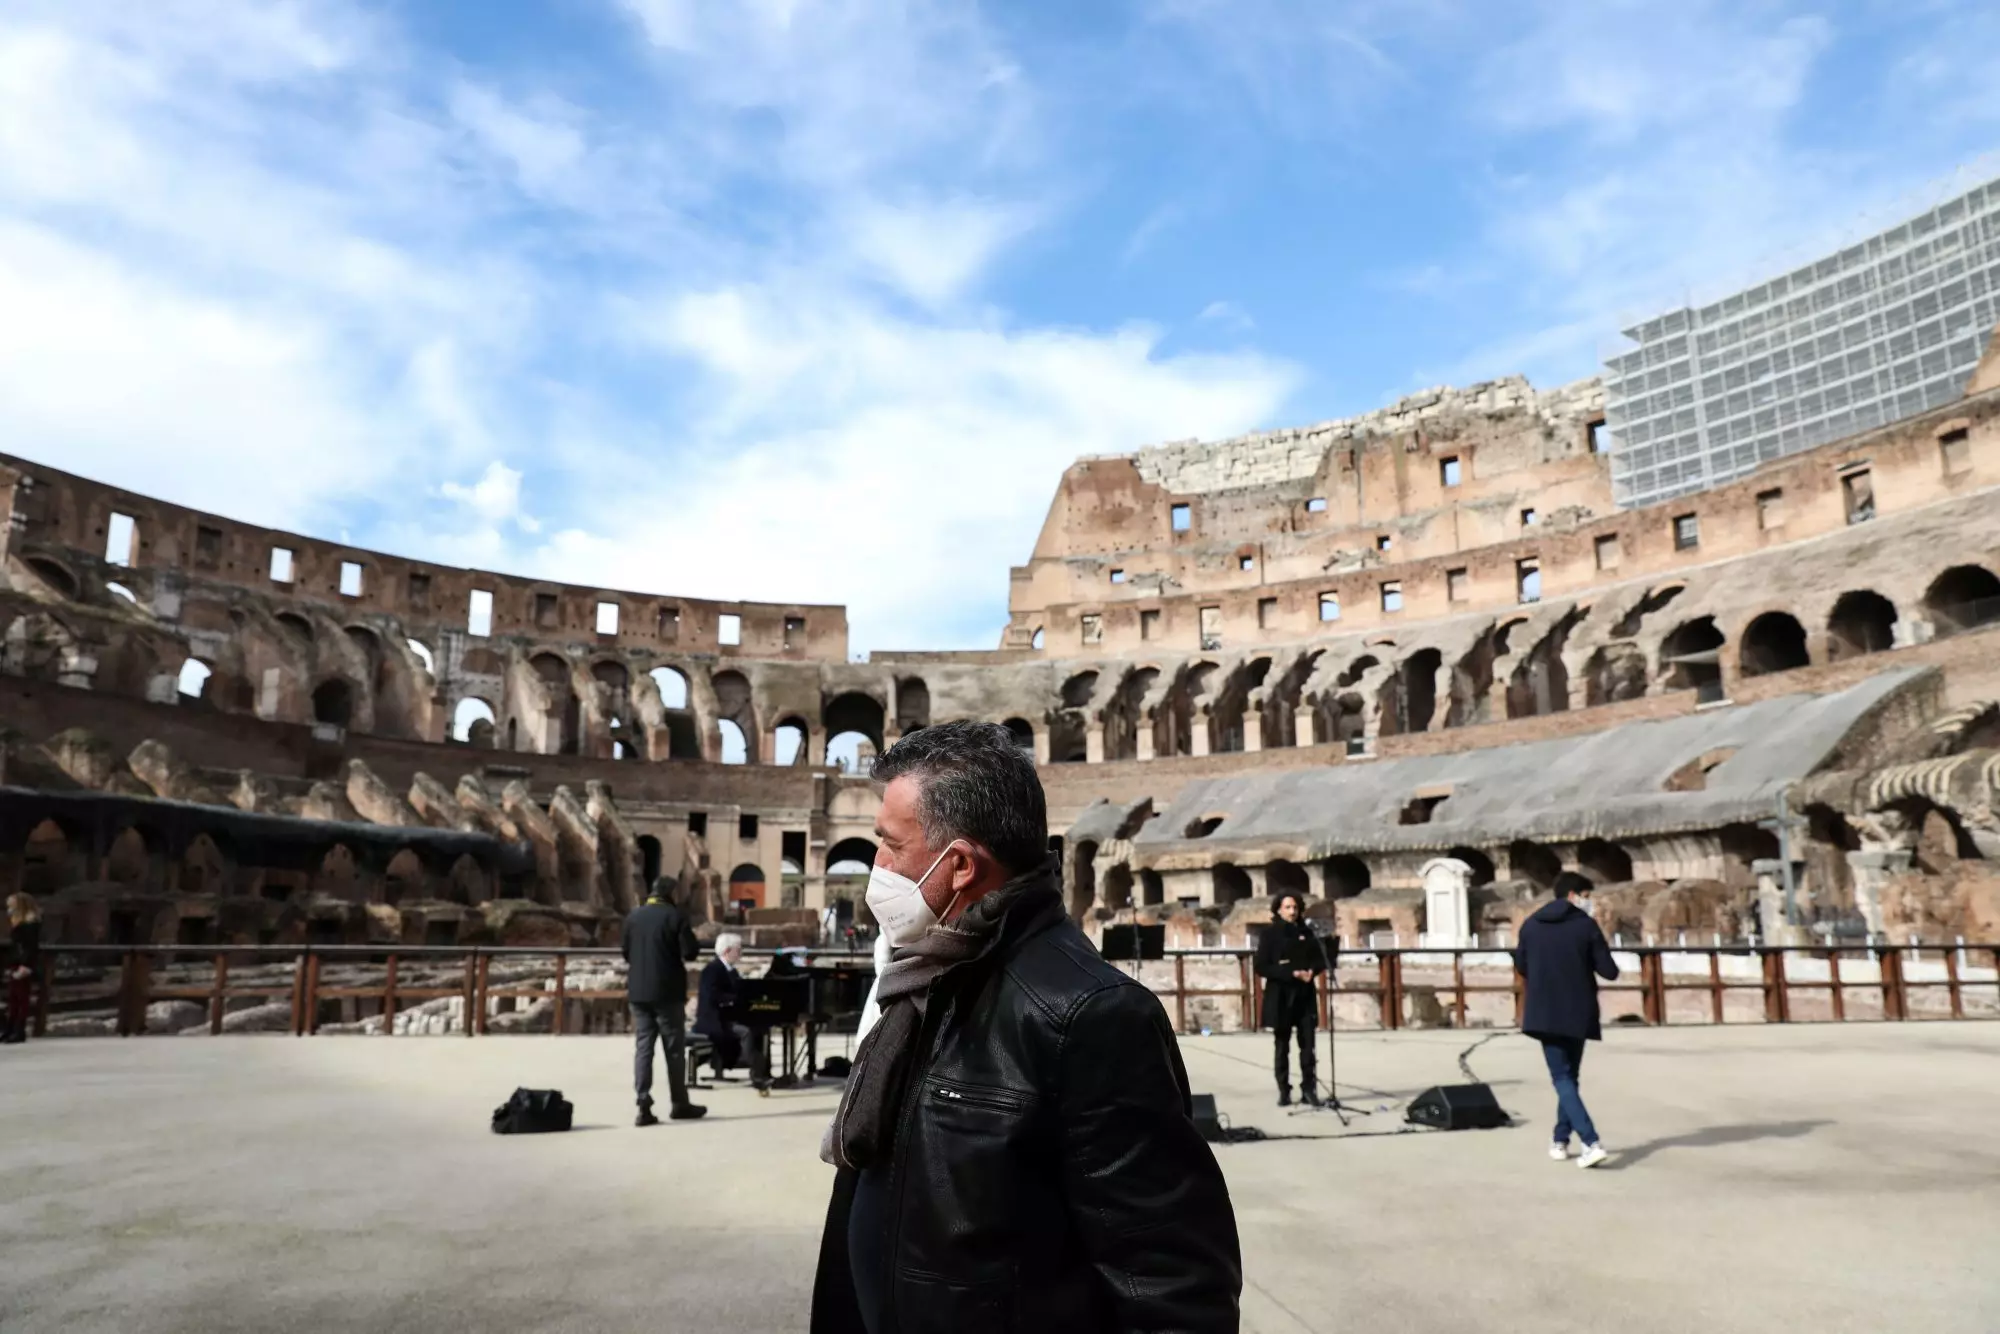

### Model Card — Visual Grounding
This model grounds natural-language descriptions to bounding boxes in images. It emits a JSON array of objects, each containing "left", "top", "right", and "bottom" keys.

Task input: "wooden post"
[
  {"left": 209, "top": 952, "right": 229, "bottom": 1036},
  {"left": 1881, "top": 947, "right": 1907, "bottom": 1021},
  {"left": 1761, "top": 950, "right": 1787, "bottom": 1023},
  {"left": 476, "top": 954, "right": 492, "bottom": 1036},
  {"left": 115, "top": 950, "right": 136, "bottom": 1037},
  {"left": 553, "top": 953, "right": 568, "bottom": 1036},
  {"left": 1707, "top": 951, "right": 1723, "bottom": 1024},
  {"left": 381, "top": 955, "right": 398, "bottom": 1036},
  {"left": 33, "top": 952, "right": 50, "bottom": 1037},
  {"left": 289, "top": 951, "right": 307, "bottom": 1036},
  {"left": 1828, "top": 950, "right": 1845, "bottom": 1022},
  {"left": 1945, "top": 946, "right": 1964, "bottom": 1020},
  {"left": 462, "top": 951, "right": 477, "bottom": 1038},
  {"left": 1379, "top": 952, "right": 1402, "bottom": 1031},
  {"left": 128, "top": 951, "right": 153, "bottom": 1036},
  {"left": 1241, "top": 954, "right": 1257, "bottom": 1031},
  {"left": 1174, "top": 954, "right": 1188, "bottom": 1034},
  {"left": 1642, "top": 952, "right": 1665, "bottom": 1025},
  {"left": 304, "top": 953, "right": 323, "bottom": 1035}
]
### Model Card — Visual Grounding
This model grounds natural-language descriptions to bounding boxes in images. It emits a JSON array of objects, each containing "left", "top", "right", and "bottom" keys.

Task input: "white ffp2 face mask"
[{"left": 865, "top": 841, "right": 964, "bottom": 949}]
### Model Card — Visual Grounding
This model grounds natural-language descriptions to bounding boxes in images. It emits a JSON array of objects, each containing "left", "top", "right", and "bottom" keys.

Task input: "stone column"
[
  {"left": 1033, "top": 729, "right": 1051, "bottom": 765},
  {"left": 1295, "top": 713, "right": 1315, "bottom": 748},
  {"left": 1304, "top": 862, "right": 1329, "bottom": 899},
  {"left": 808, "top": 728, "right": 827, "bottom": 766},
  {"left": 1136, "top": 721, "right": 1156, "bottom": 762},
  {"left": 1243, "top": 866, "right": 1268, "bottom": 901},
  {"left": 1085, "top": 723, "right": 1105, "bottom": 764},
  {"left": 1190, "top": 709, "right": 1211, "bottom": 758},
  {"left": 1845, "top": 849, "right": 1911, "bottom": 938},
  {"left": 1242, "top": 717, "right": 1263, "bottom": 753}
]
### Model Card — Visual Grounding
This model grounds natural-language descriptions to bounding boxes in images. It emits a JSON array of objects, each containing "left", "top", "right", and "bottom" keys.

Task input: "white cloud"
[
  {"left": 1198, "top": 300, "right": 1254, "bottom": 333},
  {"left": 527, "top": 286, "right": 1298, "bottom": 648},
  {"left": 839, "top": 194, "right": 1040, "bottom": 307}
]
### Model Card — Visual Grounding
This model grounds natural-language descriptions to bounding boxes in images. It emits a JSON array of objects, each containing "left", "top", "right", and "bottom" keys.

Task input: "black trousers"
[
  {"left": 1269, "top": 985, "right": 1318, "bottom": 1094},
  {"left": 632, "top": 1002, "right": 690, "bottom": 1110},
  {"left": 711, "top": 1022, "right": 775, "bottom": 1088}
]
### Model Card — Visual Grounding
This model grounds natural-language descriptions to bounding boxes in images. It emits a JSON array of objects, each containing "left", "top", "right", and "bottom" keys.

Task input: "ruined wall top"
[{"left": 1122, "top": 375, "right": 1606, "bottom": 496}]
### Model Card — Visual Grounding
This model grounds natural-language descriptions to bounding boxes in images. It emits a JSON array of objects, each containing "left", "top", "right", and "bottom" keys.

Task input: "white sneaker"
[
  {"left": 1549, "top": 1143, "right": 1570, "bottom": 1161},
  {"left": 1577, "top": 1143, "right": 1611, "bottom": 1169}
]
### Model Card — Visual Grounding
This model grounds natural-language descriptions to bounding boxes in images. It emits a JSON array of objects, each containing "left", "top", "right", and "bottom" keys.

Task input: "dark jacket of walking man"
[
  {"left": 1254, "top": 892, "right": 1326, "bottom": 1107},
  {"left": 811, "top": 721, "right": 1241, "bottom": 1334},
  {"left": 1514, "top": 871, "right": 1618, "bottom": 1168},
  {"left": 622, "top": 878, "right": 706, "bottom": 1126}
]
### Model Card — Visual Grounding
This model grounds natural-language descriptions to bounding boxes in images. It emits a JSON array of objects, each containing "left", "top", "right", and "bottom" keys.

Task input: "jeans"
[
  {"left": 1540, "top": 1036, "right": 1598, "bottom": 1146},
  {"left": 632, "top": 1002, "right": 690, "bottom": 1110}
]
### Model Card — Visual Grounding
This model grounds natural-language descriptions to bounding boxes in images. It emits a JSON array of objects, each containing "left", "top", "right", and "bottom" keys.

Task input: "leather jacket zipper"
[{"left": 931, "top": 1082, "right": 1029, "bottom": 1113}]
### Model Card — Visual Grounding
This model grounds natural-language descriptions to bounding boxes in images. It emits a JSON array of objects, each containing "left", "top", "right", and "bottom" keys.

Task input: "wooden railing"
[{"left": 24, "top": 942, "right": 2000, "bottom": 1037}]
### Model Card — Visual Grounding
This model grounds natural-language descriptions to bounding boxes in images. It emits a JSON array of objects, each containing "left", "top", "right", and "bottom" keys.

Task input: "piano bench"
[{"left": 685, "top": 1035, "right": 716, "bottom": 1089}]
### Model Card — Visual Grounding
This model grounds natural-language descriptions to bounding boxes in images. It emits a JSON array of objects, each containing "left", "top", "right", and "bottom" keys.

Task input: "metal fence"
[{"left": 22, "top": 941, "right": 2000, "bottom": 1039}]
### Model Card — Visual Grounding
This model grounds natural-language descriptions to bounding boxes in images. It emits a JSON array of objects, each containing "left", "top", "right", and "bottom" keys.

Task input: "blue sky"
[{"left": 5, "top": 1, "right": 1998, "bottom": 652}]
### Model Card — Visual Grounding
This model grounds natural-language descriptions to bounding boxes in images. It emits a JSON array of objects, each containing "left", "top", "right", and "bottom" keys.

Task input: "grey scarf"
[{"left": 820, "top": 877, "right": 1042, "bottom": 1170}]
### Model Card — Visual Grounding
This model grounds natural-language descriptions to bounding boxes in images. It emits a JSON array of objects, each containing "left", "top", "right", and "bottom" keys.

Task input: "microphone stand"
[{"left": 1306, "top": 919, "right": 1368, "bottom": 1126}]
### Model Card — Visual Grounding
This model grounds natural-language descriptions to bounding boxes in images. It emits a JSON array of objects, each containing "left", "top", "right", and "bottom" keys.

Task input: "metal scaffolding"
[{"left": 1603, "top": 177, "right": 2000, "bottom": 508}]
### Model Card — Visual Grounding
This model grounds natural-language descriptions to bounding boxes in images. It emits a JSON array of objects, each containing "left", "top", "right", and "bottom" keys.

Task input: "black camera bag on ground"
[{"left": 491, "top": 1087, "right": 574, "bottom": 1134}]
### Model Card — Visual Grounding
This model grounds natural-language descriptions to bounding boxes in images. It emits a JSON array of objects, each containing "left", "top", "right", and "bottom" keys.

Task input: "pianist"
[{"left": 693, "top": 933, "right": 773, "bottom": 1095}]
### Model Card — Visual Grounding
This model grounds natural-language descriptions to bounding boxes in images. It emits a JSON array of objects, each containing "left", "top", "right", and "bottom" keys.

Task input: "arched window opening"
[
  {"left": 312, "top": 679, "right": 355, "bottom": 728},
  {"left": 1444, "top": 846, "right": 1496, "bottom": 887},
  {"left": 1924, "top": 565, "right": 2000, "bottom": 637},
  {"left": 1003, "top": 718, "right": 1035, "bottom": 753},
  {"left": 1071, "top": 841, "right": 1098, "bottom": 917},
  {"left": 1660, "top": 617, "right": 1726, "bottom": 703},
  {"left": 729, "top": 863, "right": 767, "bottom": 911},
  {"left": 1576, "top": 838, "right": 1634, "bottom": 885},
  {"left": 774, "top": 719, "right": 808, "bottom": 766},
  {"left": 1508, "top": 839, "right": 1563, "bottom": 891},
  {"left": 650, "top": 666, "right": 690, "bottom": 710},
  {"left": 718, "top": 719, "right": 749, "bottom": 765},
  {"left": 452, "top": 697, "right": 497, "bottom": 745},
  {"left": 1826, "top": 591, "right": 1898, "bottom": 660},
  {"left": 1266, "top": 860, "right": 1310, "bottom": 900},
  {"left": 1739, "top": 612, "right": 1809, "bottom": 678},
  {"left": 1212, "top": 863, "right": 1254, "bottom": 906},
  {"left": 1323, "top": 855, "right": 1371, "bottom": 899},
  {"left": 1101, "top": 864, "right": 1134, "bottom": 912}
]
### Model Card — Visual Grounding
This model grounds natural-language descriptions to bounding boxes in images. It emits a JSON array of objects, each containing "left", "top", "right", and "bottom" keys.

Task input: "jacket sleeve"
[
  {"left": 1058, "top": 983, "right": 1242, "bottom": 1334},
  {"left": 1252, "top": 927, "right": 1284, "bottom": 981},
  {"left": 679, "top": 911, "right": 700, "bottom": 963},
  {"left": 620, "top": 915, "right": 632, "bottom": 964},
  {"left": 1591, "top": 922, "right": 1620, "bottom": 981}
]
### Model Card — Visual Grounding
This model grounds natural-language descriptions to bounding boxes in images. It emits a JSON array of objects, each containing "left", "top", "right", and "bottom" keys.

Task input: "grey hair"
[
  {"left": 871, "top": 720, "right": 1049, "bottom": 875},
  {"left": 715, "top": 933, "right": 743, "bottom": 954}
]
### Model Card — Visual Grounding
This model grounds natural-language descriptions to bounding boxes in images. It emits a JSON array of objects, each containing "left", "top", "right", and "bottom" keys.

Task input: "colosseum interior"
[{"left": 12, "top": 329, "right": 2000, "bottom": 965}]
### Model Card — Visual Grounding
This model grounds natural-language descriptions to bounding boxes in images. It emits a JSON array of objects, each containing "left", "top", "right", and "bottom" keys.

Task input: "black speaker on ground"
[
  {"left": 1405, "top": 1083, "right": 1507, "bottom": 1131},
  {"left": 1190, "top": 1093, "right": 1223, "bottom": 1142}
]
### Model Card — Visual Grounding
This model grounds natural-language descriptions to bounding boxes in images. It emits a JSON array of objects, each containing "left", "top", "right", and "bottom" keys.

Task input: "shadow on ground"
[{"left": 1605, "top": 1119, "right": 1832, "bottom": 1169}]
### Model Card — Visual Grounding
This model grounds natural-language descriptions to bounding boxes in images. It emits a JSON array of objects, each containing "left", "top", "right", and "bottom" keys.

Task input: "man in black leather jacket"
[{"left": 811, "top": 722, "right": 1240, "bottom": 1334}]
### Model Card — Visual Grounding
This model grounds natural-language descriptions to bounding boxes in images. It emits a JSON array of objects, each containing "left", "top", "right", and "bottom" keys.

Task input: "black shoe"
[
  {"left": 635, "top": 1108, "right": 660, "bottom": 1127},
  {"left": 1303, "top": 1087, "right": 1322, "bottom": 1108},
  {"left": 1278, "top": 1087, "right": 1292, "bottom": 1107},
  {"left": 669, "top": 1103, "right": 708, "bottom": 1121}
]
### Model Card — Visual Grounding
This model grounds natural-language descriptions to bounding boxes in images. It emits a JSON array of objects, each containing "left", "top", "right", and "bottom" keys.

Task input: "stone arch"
[
  {"left": 1323, "top": 854, "right": 1371, "bottom": 899},
  {"left": 1101, "top": 863, "right": 1133, "bottom": 912},
  {"left": 1212, "top": 863, "right": 1253, "bottom": 906},
  {"left": 1139, "top": 868, "right": 1164, "bottom": 906},
  {"left": 826, "top": 837, "right": 879, "bottom": 874},
  {"left": 1576, "top": 838, "right": 1634, "bottom": 885},
  {"left": 1103, "top": 665, "right": 1160, "bottom": 762},
  {"left": 384, "top": 849, "right": 427, "bottom": 905},
  {"left": 1379, "top": 647, "right": 1442, "bottom": 736},
  {"left": 1738, "top": 611, "right": 1809, "bottom": 678},
  {"left": 177, "top": 657, "right": 214, "bottom": 702},
  {"left": 1050, "top": 670, "right": 1100, "bottom": 764},
  {"left": 650, "top": 665, "right": 690, "bottom": 710},
  {"left": 1002, "top": 717, "right": 1035, "bottom": 754},
  {"left": 24, "top": 555, "right": 79, "bottom": 600},
  {"left": 1211, "top": 657, "right": 1272, "bottom": 754},
  {"left": 1507, "top": 610, "right": 1581, "bottom": 719},
  {"left": 180, "top": 831, "right": 234, "bottom": 898},
  {"left": 1659, "top": 616, "right": 1726, "bottom": 701},
  {"left": 1266, "top": 859, "right": 1310, "bottom": 900},
  {"left": 824, "top": 691, "right": 885, "bottom": 771},
  {"left": 1612, "top": 584, "right": 1685, "bottom": 638},
  {"left": 452, "top": 697, "right": 497, "bottom": 746},
  {"left": 1443, "top": 630, "right": 1498, "bottom": 729},
  {"left": 23, "top": 817, "right": 85, "bottom": 896},
  {"left": 448, "top": 854, "right": 490, "bottom": 906},
  {"left": 315, "top": 844, "right": 364, "bottom": 902},
  {"left": 1444, "top": 846, "right": 1496, "bottom": 887},
  {"left": 1172, "top": 661, "right": 1221, "bottom": 757},
  {"left": 1263, "top": 651, "right": 1321, "bottom": 749},
  {"left": 1508, "top": 839, "right": 1563, "bottom": 890},
  {"left": 1071, "top": 840, "right": 1099, "bottom": 917},
  {"left": 1827, "top": 590, "right": 1898, "bottom": 660},
  {"left": 717, "top": 719, "right": 750, "bottom": 765},
  {"left": 728, "top": 863, "right": 767, "bottom": 909},
  {"left": 275, "top": 611, "right": 315, "bottom": 646},
  {"left": 774, "top": 714, "right": 810, "bottom": 766},
  {"left": 1924, "top": 565, "right": 2000, "bottom": 637},
  {"left": 531, "top": 653, "right": 580, "bottom": 755},
  {"left": 1583, "top": 642, "right": 1649, "bottom": 707},
  {"left": 312, "top": 678, "right": 356, "bottom": 728},
  {"left": 896, "top": 677, "right": 931, "bottom": 734},
  {"left": 106, "top": 824, "right": 166, "bottom": 893}
]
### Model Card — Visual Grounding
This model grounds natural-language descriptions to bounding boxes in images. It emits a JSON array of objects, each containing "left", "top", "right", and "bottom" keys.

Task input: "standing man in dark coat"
[
  {"left": 811, "top": 722, "right": 1239, "bottom": 1334},
  {"left": 1254, "top": 891, "right": 1326, "bottom": 1107},
  {"left": 622, "top": 877, "right": 705, "bottom": 1126},
  {"left": 1515, "top": 871, "right": 1618, "bottom": 1168}
]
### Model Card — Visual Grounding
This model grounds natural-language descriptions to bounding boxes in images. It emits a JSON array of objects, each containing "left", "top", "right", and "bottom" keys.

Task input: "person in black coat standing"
[
  {"left": 1255, "top": 891, "right": 1327, "bottom": 1107},
  {"left": 1514, "top": 872, "right": 1619, "bottom": 1168},
  {"left": 621, "top": 878, "right": 705, "bottom": 1126}
]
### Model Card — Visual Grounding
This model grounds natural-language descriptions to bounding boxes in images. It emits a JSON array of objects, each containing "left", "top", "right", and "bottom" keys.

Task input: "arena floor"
[{"left": 3, "top": 1022, "right": 1996, "bottom": 1333}]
